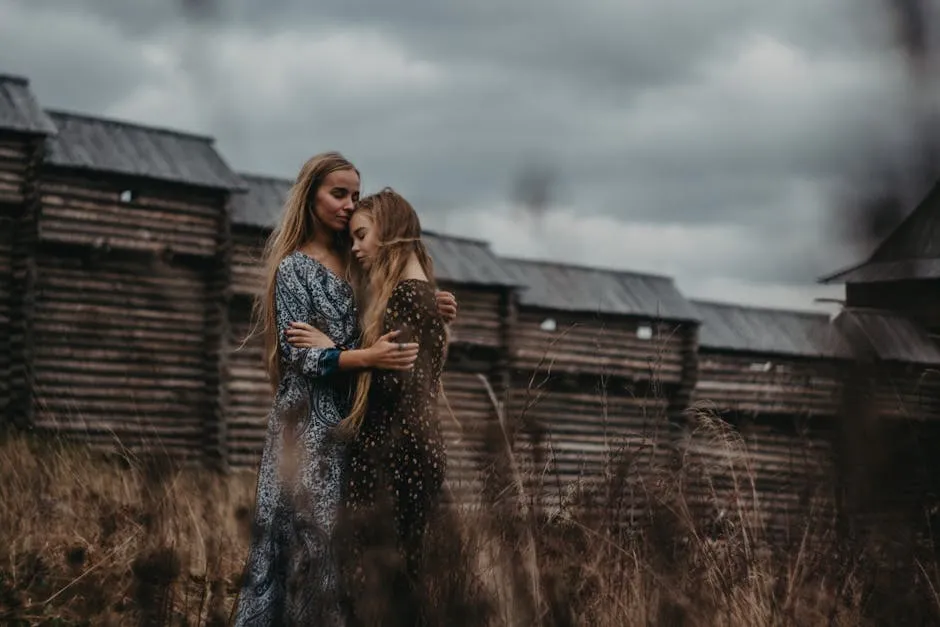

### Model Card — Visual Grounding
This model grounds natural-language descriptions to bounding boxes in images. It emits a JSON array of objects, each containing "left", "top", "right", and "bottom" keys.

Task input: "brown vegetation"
[{"left": 2, "top": 397, "right": 939, "bottom": 626}]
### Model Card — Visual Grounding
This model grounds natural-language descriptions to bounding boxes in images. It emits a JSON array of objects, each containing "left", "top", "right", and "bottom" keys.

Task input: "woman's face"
[
  {"left": 314, "top": 168, "right": 360, "bottom": 232},
  {"left": 350, "top": 211, "right": 379, "bottom": 270}
]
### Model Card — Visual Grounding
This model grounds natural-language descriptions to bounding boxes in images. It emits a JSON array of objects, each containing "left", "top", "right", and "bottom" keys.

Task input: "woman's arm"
[
  {"left": 285, "top": 321, "right": 419, "bottom": 371},
  {"left": 275, "top": 261, "right": 344, "bottom": 378}
]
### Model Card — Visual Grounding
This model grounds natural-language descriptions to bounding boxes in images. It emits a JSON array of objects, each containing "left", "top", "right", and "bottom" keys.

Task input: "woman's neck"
[{"left": 402, "top": 252, "right": 428, "bottom": 282}]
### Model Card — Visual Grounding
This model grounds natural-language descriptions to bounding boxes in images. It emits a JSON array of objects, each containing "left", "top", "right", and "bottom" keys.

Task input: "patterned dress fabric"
[
  {"left": 234, "top": 251, "right": 358, "bottom": 627},
  {"left": 338, "top": 279, "right": 448, "bottom": 627}
]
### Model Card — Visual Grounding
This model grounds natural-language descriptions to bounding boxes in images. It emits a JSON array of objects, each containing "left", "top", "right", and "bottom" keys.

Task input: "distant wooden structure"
[
  {"left": 686, "top": 302, "right": 852, "bottom": 536},
  {"left": 24, "top": 111, "right": 243, "bottom": 464},
  {"left": 224, "top": 173, "right": 291, "bottom": 467},
  {"left": 0, "top": 75, "right": 57, "bottom": 430},
  {"left": 500, "top": 259, "right": 700, "bottom": 516},
  {"left": 830, "top": 308, "right": 940, "bottom": 531},
  {"left": 422, "top": 236, "right": 518, "bottom": 503},
  {"left": 821, "top": 186, "right": 940, "bottom": 534},
  {"left": 4, "top": 68, "right": 940, "bottom": 540}
]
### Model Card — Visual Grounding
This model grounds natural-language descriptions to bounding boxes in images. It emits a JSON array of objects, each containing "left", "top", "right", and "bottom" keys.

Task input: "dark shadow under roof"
[
  {"left": 503, "top": 258, "right": 699, "bottom": 321},
  {"left": 44, "top": 110, "right": 243, "bottom": 191},
  {"left": 693, "top": 300, "right": 852, "bottom": 359},
  {"left": 833, "top": 308, "right": 940, "bottom": 366}
]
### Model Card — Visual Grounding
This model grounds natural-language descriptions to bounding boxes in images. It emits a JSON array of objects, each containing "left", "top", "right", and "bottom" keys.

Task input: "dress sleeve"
[
  {"left": 275, "top": 258, "right": 342, "bottom": 378},
  {"left": 383, "top": 283, "right": 445, "bottom": 393}
]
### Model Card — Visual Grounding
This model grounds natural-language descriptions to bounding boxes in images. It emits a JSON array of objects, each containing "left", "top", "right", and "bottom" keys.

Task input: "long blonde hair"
[
  {"left": 254, "top": 151, "right": 359, "bottom": 390},
  {"left": 337, "top": 187, "right": 439, "bottom": 437}
]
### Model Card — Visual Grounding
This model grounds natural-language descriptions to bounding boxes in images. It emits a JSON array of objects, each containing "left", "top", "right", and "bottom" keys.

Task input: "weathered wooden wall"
[
  {"left": 0, "top": 135, "right": 31, "bottom": 205},
  {"left": 231, "top": 228, "right": 266, "bottom": 298},
  {"left": 511, "top": 312, "right": 688, "bottom": 383},
  {"left": 678, "top": 413, "right": 836, "bottom": 537},
  {"left": 437, "top": 282, "right": 502, "bottom": 349},
  {"left": 6, "top": 139, "right": 45, "bottom": 429},
  {"left": 508, "top": 377, "right": 673, "bottom": 519},
  {"left": 38, "top": 173, "right": 225, "bottom": 256},
  {"left": 0, "top": 201, "right": 11, "bottom": 420},
  {"left": 226, "top": 295, "right": 269, "bottom": 468},
  {"left": 438, "top": 369, "right": 498, "bottom": 506},
  {"left": 30, "top": 248, "right": 212, "bottom": 459},
  {"left": 693, "top": 353, "right": 845, "bottom": 417},
  {"left": 4, "top": 71, "right": 940, "bottom": 544},
  {"left": 0, "top": 134, "right": 28, "bottom": 420},
  {"left": 685, "top": 353, "right": 843, "bottom": 536}
]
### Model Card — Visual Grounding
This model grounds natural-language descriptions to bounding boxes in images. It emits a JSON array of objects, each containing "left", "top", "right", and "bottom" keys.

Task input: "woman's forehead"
[
  {"left": 350, "top": 211, "right": 372, "bottom": 228},
  {"left": 323, "top": 168, "right": 360, "bottom": 189}
]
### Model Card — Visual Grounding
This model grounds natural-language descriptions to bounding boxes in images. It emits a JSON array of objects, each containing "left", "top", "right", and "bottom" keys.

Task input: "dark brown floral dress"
[{"left": 338, "top": 279, "right": 448, "bottom": 626}]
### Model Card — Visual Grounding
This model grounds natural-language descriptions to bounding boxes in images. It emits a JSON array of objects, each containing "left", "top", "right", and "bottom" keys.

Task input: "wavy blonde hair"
[
  {"left": 254, "top": 151, "right": 359, "bottom": 390},
  {"left": 337, "top": 187, "right": 440, "bottom": 437}
]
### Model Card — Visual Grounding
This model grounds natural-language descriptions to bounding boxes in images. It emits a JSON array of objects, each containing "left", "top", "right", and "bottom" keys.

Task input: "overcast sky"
[{"left": 2, "top": 0, "right": 935, "bottom": 312}]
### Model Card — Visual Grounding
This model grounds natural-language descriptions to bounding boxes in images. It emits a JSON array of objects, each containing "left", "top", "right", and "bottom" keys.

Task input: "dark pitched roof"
[
  {"left": 43, "top": 110, "right": 243, "bottom": 191},
  {"left": 230, "top": 173, "right": 292, "bottom": 228},
  {"left": 230, "top": 173, "right": 517, "bottom": 287},
  {"left": 0, "top": 74, "right": 56, "bottom": 135},
  {"left": 424, "top": 232, "right": 518, "bottom": 287},
  {"left": 503, "top": 258, "right": 700, "bottom": 321},
  {"left": 833, "top": 308, "right": 940, "bottom": 365},
  {"left": 692, "top": 300, "right": 852, "bottom": 358},
  {"left": 821, "top": 180, "right": 940, "bottom": 283}
]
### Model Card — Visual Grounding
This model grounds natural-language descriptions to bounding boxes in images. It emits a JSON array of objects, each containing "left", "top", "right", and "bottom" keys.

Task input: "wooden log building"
[
  {"left": 685, "top": 301, "right": 852, "bottom": 536},
  {"left": 821, "top": 184, "right": 940, "bottom": 535},
  {"left": 0, "top": 75, "right": 56, "bottom": 430},
  {"left": 5, "top": 68, "right": 940, "bottom": 534},
  {"left": 225, "top": 173, "right": 292, "bottom": 467},
  {"left": 24, "top": 110, "right": 244, "bottom": 464},
  {"left": 830, "top": 308, "right": 940, "bottom": 532},
  {"left": 499, "top": 259, "right": 701, "bottom": 516}
]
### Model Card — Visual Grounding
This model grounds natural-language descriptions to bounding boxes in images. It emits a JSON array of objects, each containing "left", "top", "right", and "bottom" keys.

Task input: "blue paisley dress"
[{"left": 234, "top": 251, "right": 358, "bottom": 626}]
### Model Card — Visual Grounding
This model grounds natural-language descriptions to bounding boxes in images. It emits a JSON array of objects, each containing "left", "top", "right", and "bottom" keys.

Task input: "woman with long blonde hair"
[
  {"left": 233, "top": 155, "right": 457, "bottom": 626},
  {"left": 288, "top": 188, "right": 454, "bottom": 626}
]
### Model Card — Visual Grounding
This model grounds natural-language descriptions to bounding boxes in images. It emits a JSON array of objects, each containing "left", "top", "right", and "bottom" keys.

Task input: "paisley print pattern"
[{"left": 234, "top": 252, "right": 359, "bottom": 627}]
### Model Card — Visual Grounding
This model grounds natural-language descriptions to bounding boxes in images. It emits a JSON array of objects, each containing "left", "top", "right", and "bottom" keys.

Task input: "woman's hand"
[
  {"left": 436, "top": 290, "right": 458, "bottom": 324},
  {"left": 285, "top": 322, "right": 335, "bottom": 349},
  {"left": 366, "top": 330, "right": 419, "bottom": 370}
]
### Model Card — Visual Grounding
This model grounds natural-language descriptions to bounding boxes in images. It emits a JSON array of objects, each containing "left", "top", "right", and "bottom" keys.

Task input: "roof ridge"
[
  {"left": 236, "top": 171, "right": 295, "bottom": 185},
  {"left": 45, "top": 109, "right": 217, "bottom": 144},
  {"left": 502, "top": 255, "right": 674, "bottom": 281},
  {"left": 422, "top": 228, "right": 490, "bottom": 246},
  {"left": 868, "top": 178, "right": 940, "bottom": 262},
  {"left": 0, "top": 74, "right": 29, "bottom": 86},
  {"left": 691, "top": 298, "right": 831, "bottom": 318}
]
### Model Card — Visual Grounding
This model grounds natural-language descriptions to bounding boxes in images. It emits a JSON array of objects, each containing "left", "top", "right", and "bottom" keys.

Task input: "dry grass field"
[{"left": 2, "top": 404, "right": 939, "bottom": 626}]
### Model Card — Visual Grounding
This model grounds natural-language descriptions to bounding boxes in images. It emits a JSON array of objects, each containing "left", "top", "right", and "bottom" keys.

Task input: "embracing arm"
[
  {"left": 284, "top": 320, "right": 420, "bottom": 372},
  {"left": 275, "top": 263, "right": 345, "bottom": 378}
]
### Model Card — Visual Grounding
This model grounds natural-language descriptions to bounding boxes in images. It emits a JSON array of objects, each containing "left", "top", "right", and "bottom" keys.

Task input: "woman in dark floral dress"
[
  {"left": 288, "top": 188, "right": 452, "bottom": 626},
  {"left": 233, "top": 155, "right": 457, "bottom": 627}
]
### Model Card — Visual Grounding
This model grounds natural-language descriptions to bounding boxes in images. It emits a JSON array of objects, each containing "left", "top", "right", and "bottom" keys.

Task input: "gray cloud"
[{"left": 0, "top": 0, "right": 922, "bottom": 310}]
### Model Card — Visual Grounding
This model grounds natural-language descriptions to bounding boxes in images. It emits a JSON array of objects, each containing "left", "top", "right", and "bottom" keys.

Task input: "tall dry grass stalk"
[{"left": 3, "top": 379, "right": 940, "bottom": 625}]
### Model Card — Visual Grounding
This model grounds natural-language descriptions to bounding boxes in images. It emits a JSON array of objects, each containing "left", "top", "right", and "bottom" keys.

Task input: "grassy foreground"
[{"left": 1, "top": 413, "right": 939, "bottom": 626}]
